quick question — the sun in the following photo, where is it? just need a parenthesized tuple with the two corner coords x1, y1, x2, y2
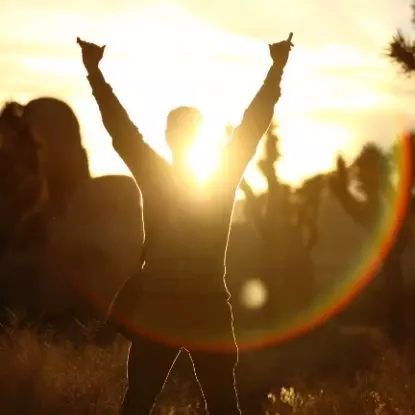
(188, 142, 219, 182)
(187, 123, 222, 183)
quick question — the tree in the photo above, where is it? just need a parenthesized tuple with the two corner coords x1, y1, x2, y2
(329, 143, 407, 344)
(388, 1, 415, 73)
(239, 123, 319, 319)
(295, 173, 325, 252)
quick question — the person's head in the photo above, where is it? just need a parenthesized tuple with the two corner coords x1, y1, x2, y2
(0, 102, 48, 246)
(0, 101, 37, 172)
(353, 144, 386, 199)
(0, 101, 24, 132)
(165, 106, 203, 166)
(22, 98, 91, 212)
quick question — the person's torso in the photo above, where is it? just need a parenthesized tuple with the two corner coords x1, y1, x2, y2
(140, 171, 238, 293)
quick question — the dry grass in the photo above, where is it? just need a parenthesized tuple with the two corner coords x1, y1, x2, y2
(0, 327, 200, 414)
(1, 326, 415, 414)
(264, 332, 415, 415)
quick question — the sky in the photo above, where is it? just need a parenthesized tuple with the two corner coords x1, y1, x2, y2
(1, 0, 415, 189)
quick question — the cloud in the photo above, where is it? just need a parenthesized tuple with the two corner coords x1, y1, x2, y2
(2, 0, 415, 181)
(176, 0, 413, 47)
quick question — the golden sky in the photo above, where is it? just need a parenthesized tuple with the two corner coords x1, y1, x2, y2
(1, 0, 415, 189)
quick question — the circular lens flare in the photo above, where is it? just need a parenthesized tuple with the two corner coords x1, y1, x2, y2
(240, 278, 268, 309)
(73, 132, 412, 354)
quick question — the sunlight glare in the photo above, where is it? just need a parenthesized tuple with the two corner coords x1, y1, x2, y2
(187, 124, 221, 182)
(276, 120, 353, 185)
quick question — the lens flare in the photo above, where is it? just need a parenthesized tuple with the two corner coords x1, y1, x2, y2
(233, 130, 412, 351)
(71, 132, 412, 353)
(240, 278, 268, 309)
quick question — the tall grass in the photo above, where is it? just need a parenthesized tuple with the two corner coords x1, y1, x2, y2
(1, 326, 415, 414)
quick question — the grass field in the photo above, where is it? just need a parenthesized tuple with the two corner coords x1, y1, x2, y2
(1, 323, 415, 414)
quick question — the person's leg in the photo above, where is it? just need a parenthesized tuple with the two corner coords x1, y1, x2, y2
(105, 271, 145, 343)
(190, 346, 241, 415)
(235, 350, 269, 415)
(107, 284, 182, 414)
(187, 295, 241, 415)
(121, 334, 181, 415)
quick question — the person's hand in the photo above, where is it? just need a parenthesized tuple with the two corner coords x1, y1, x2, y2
(269, 32, 294, 69)
(76, 37, 106, 73)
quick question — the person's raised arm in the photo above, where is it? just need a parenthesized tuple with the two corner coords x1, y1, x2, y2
(329, 156, 370, 228)
(76, 38, 168, 188)
(223, 34, 293, 181)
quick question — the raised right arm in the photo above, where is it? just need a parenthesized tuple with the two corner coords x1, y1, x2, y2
(330, 182, 367, 227)
(329, 156, 369, 228)
(77, 38, 168, 189)
(87, 69, 166, 175)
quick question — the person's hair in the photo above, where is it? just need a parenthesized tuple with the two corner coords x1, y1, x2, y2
(0, 101, 25, 131)
(23, 98, 91, 213)
(0, 101, 37, 169)
(24, 98, 83, 145)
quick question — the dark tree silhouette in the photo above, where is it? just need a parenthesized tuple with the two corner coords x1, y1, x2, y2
(239, 123, 320, 319)
(329, 143, 408, 344)
(329, 144, 391, 229)
(388, 1, 415, 73)
(295, 173, 325, 253)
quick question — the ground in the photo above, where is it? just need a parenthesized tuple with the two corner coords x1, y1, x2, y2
(1, 321, 415, 414)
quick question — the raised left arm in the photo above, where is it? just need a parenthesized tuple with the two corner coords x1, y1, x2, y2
(223, 35, 293, 182)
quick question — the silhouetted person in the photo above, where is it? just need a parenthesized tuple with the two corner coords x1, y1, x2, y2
(0, 98, 91, 247)
(77, 33, 293, 414)
(0, 101, 49, 251)
(6, 98, 93, 332)
(0, 97, 141, 343)
(21, 98, 143, 341)
(296, 174, 325, 252)
(0, 102, 49, 324)
(330, 149, 407, 344)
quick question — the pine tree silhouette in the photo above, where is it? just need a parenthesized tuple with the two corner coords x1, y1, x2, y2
(388, 1, 415, 74)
